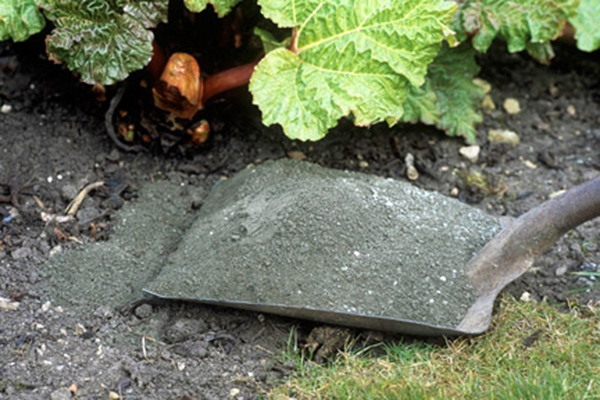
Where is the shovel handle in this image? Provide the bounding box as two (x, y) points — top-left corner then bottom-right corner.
(468, 175), (600, 290)
(458, 176), (600, 333)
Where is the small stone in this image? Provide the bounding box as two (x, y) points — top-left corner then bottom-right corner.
(49, 245), (63, 257)
(106, 149), (120, 162)
(488, 129), (520, 146)
(472, 78), (492, 94)
(481, 95), (496, 111)
(61, 184), (79, 201)
(287, 151), (307, 160)
(450, 187), (459, 197)
(108, 391), (120, 400)
(358, 160), (369, 168)
(555, 265), (568, 276)
(459, 145), (480, 163)
(134, 303), (153, 319)
(74, 323), (87, 336)
(11, 247), (32, 260)
(519, 292), (532, 302)
(103, 195), (124, 210)
(522, 160), (538, 169)
(503, 98), (521, 114)
(163, 318), (209, 343)
(50, 388), (73, 400)
(41, 301), (51, 313)
(230, 388), (241, 397)
(549, 84), (559, 97)
(549, 190), (566, 199)
(0, 296), (20, 311)
(1, 104), (12, 114)
(69, 384), (77, 394)
(405, 153), (419, 181)
(535, 122), (551, 132)
(566, 105), (576, 116)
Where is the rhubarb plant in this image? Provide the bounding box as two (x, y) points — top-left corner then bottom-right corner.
(249, 0), (457, 141)
(453, 0), (579, 64)
(0, 0), (46, 42)
(570, 0), (600, 52)
(0, 0), (597, 144)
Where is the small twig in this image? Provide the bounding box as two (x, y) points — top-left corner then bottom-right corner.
(64, 181), (105, 216)
(142, 336), (148, 360)
(32, 195), (50, 212)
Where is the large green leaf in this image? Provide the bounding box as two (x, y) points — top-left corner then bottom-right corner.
(250, 0), (457, 141)
(184, 0), (242, 16)
(44, 0), (168, 85)
(454, 0), (578, 63)
(122, 0), (169, 28)
(570, 0), (600, 52)
(402, 44), (483, 144)
(0, 0), (46, 42)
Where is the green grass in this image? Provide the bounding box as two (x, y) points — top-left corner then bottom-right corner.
(270, 296), (600, 399)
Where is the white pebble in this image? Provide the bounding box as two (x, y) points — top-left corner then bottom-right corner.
(519, 292), (532, 302)
(488, 129), (520, 146)
(459, 145), (480, 163)
(503, 98), (521, 114)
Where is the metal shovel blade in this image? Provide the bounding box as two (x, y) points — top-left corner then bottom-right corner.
(144, 160), (600, 336)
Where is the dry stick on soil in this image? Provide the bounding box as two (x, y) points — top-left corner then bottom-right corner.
(458, 176), (600, 333)
(64, 181), (105, 216)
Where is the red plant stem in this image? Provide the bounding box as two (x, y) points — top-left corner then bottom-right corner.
(148, 40), (168, 83)
(202, 61), (258, 104)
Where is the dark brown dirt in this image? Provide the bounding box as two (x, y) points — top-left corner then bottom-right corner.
(1, 34), (599, 399)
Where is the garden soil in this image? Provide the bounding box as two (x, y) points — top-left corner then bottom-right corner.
(1, 36), (599, 399)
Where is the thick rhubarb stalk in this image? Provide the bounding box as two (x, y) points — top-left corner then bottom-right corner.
(202, 61), (258, 104)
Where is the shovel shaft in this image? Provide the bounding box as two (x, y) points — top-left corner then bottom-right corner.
(459, 176), (600, 333)
(469, 175), (600, 291)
